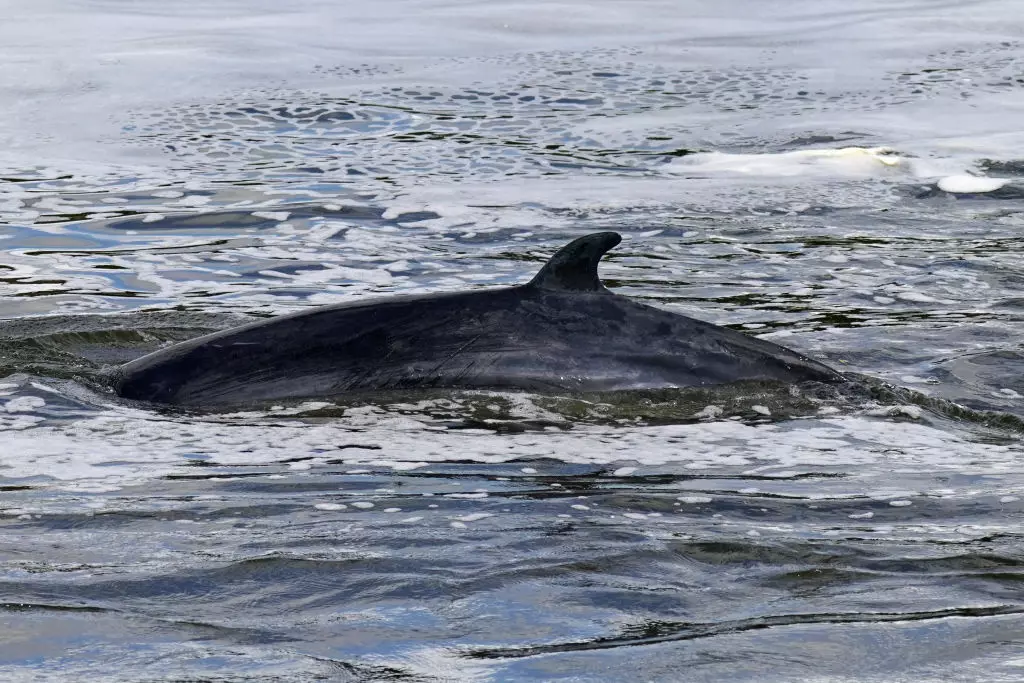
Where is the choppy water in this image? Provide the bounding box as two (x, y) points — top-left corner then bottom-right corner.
(2, 1), (1024, 680)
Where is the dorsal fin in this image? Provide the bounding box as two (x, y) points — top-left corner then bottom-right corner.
(528, 231), (621, 292)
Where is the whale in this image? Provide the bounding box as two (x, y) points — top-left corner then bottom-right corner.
(111, 232), (842, 407)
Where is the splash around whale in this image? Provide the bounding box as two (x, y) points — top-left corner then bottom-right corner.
(111, 232), (842, 408)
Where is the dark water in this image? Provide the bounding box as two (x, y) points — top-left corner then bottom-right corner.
(1, 1), (1023, 680)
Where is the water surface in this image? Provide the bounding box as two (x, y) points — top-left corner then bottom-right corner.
(1, 1), (1023, 680)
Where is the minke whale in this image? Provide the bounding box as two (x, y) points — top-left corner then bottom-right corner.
(112, 232), (842, 407)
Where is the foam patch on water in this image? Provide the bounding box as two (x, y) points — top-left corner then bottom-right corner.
(667, 146), (1018, 200)
(106, 41), (1024, 204)
(668, 147), (909, 179)
(0, 393), (1020, 494)
(936, 175), (1010, 193)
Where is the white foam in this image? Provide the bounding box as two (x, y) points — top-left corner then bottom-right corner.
(936, 174), (1009, 193)
(313, 503), (347, 511)
(3, 396), (46, 413)
(663, 146), (1016, 202)
(0, 396), (1020, 494)
(668, 147), (908, 179)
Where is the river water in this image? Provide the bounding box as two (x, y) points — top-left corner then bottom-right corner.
(1, 1), (1023, 680)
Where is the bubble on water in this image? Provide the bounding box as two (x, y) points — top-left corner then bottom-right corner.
(4, 396), (46, 412)
(313, 503), (347, 511)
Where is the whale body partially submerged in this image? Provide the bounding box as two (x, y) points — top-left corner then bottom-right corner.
(112, 232), (842, 407)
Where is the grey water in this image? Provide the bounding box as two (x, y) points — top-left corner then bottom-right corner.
(2, 1), (1024, 680)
